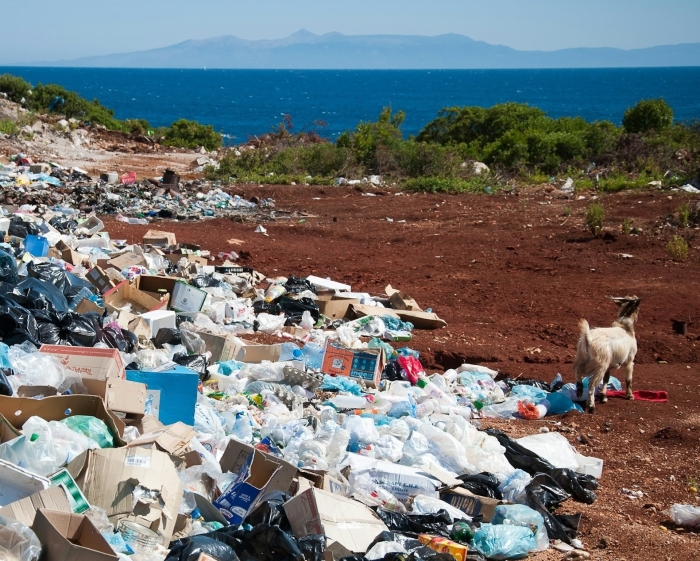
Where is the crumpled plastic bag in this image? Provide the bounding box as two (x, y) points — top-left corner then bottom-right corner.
(0, 514), (42, 561)
(668, 504), (700, 528)
(60, 415), (114, 448)
(0, 249), (18, 284)
(472, 523), (536, 560)
(492, 504), (549, 552)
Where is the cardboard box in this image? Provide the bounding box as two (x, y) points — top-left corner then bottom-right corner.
(127, 422), (196, 457)
(284, 488), (388, 553)
(39, 345), (125, 381)
(55, 240), (88, 266)
(0, 414), (20, 443)
(165, 252), (208, 267)
(32, 509), (118, 561)
(0, 395), (125, 444)
(385, 285), (422, 311)
(135, 275), (178, 301)
(170, 281), (207, 313)
(219, 440), (297, 496)
(78, 377), (147, 417)
(0, 458), (50, 507)
(213, 448), (282, 526)
(321, 338), (385, 388)
(305, 275), (351, 292)
(125, 366), (199, 425)
(74, 298), (105, 315)
(317, 298), (360, 320)
(86, 266), (115, 294)
(107, 252), (147, 271)
(350, 303), (447, 330)
(16, 385), (58, 398)
(0, 487), (72, 527)
(194, 332), (240, 363)
(68, 448), (183, 545)
(104, 281), (169, 315)
(440, 486), (502, 522)
(143, 230), (177, 247)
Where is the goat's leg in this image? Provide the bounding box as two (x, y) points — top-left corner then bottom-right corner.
(624, 360), (635, 400)
(587, 367), (607, 414)
(600, 370), (611, 404)
(574, 358), (584, 399)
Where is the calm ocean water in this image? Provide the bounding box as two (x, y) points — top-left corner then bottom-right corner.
(2, 67), (700, 143)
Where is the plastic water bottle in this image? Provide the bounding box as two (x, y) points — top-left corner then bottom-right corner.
(301, 342), (324, 370)
(68, 287), (94, 311)
(416, 377), (456, 405)
(279, 342), (304, 362)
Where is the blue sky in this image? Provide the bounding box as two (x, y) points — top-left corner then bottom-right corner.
(2, 0), (699, 64)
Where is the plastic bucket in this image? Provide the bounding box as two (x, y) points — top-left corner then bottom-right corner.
(24, 234), (49, 257)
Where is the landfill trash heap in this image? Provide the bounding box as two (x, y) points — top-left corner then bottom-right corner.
(2, 196), (690, 561)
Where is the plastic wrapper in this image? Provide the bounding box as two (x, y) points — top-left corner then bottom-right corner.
(352, 473), (406, 513)
(61, 415), (115, 448)
(0, 248), (18, 284)
(484, 429), (598, 504)
(669, 504), (700, 528)
(412, 494), (472, 522)
(256, 313), (287, 334)
(278, 297), (320, 326)
(8, 344), (68, 391)
(245, 491), (291, 529)
(492, 504), (548, 552)
(525, 473), (578, 543)
(181, 329), (207, 355)
(319, 375), (363, 395)
(0, 514), (42, 561)
(175, 354), (209, 380)
(472, 523), (536, 560)
(498, 470), (532, 504)
(398, 355), (424, 385)
(365, 541), (407, 560)
(546, 391), (583, 415)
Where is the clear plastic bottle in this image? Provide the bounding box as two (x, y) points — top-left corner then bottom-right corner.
(68, 287), (94, 311)
(279, 342), (304, 362)
(301, 342), (325, 370)
(416, 377), (455, 405)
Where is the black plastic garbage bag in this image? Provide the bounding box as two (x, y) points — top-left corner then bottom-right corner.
(166, 536), (240, 561)
(97, 324), (132, 352)
(175, 354), (209, 381)
(456, 473), (502, 500)
(284, 276), (317, 295)
(295, 535), (325, 561)
(0, 369), (13, 397)
(253, 301), (281, 316)
(192, 275), (224, 289)
(27, 261), (96, 300)
(10, 277), (68, 313)
(278, 297), (319, 326)
(0, 249), (18, 284)
(8, 217), (39, 239)
(236, 524), (304, 561)
(382, 360), (403, 382)
(244, 491), (291, 529)
(524, 473), (575, 542)
(154, 327), (181, 348)
(0, 296), (40, 346)
(48, 216), (79, 234)
(375, 509), (452, 538)
(33, 310), (98, 347)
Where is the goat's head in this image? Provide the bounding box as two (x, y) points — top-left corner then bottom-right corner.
(609, 295), (642, 323)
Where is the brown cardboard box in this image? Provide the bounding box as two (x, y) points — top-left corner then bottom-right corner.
(0, 487), (72, 527)
(107, 252), (147, 271)
(143, 230), (177, 247)
(16, 385), (58, 398)
(135, 275), (178, 301)
(165, 252), (208, 267)
(127, 422), (196, 457)
(385, 285), (422, 311)
(0, 395), (125, 444)
(349, 303), (447, 330)
(440, 486), (503, 522)
(86, 266), (115, 294)
(104, 281), (169, 315)
(219, 439), (296, 495)
(32, 509), (118, 561)
(55, 241), (88, 266)
(0, 458), (50, 506)
(74, 298), (105, 315)
(68, 448), (183, 545)
(39, 345), (125, 381)
(80, 378), (147, 417)
(284, 488), (388, 553)
(317, 298), (360, 320)
(321, 338), (385, 388)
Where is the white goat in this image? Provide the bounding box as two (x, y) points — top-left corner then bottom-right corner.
(574, 297), (641, 413)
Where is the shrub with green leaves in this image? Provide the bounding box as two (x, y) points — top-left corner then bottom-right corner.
(622, 98), (673, 134)
(585, 202), (605, 236)
(677, 203), (690, 228)
(163, 119), (221, 151)
(0, 74), (32, 103)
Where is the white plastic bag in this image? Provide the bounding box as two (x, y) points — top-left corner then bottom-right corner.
(669, 504), (700, 528)
(0, 515), (42, 561)
(256, 313), (286, 334)
(498, 470), (532, 504)
(516, 433), (579, 470)
(365, 541), (407, 561)
(412, 494), (472, 521)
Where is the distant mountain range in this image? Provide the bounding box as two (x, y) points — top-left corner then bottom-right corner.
(29, 30), (700, 69)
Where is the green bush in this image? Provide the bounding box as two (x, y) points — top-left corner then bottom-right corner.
(404, 176), (493, 193)
(163, 119), (221, 151)
(623, 98), (673, 134)
(585, 202), (605, 236)
(0, 74), (32, 104)
(668, 235), (688, 261)
(0, 119), (18, 135)
(337, 107), (405, 171)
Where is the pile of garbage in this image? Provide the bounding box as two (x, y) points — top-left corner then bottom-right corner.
(0, 201), (693, 561)
(0, 155), (281, 222)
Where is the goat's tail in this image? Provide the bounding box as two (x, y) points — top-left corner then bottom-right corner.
(577, 319), (591, 353)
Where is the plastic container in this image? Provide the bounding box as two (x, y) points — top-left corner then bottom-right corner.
(417, 377), (455, 404)
(118, 520), (161, 554)
(279, 342), (304, 362)
(68, 287), (94, 311)
(24, 234), (49, 257)
(301, 342), (325, 370)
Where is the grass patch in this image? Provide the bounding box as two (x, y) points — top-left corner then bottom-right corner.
(668, 235), (689, 262)
(621, 218), (633, 234)
(0, 119), (17, 135)
(585, 202), (605, 236)
(403, 176), (494, 193)
(677, 203), (691, 228)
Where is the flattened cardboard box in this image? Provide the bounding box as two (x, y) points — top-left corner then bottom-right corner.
(127, 422), (196, 457)
(0, 486), (72, 527)
(68, 448), (183, 545)
(143, 230), (177, 247)
(349, 303), (447, 330)
(32, 509), (118, 561)
(219, 439), (297, 495)
(39, 345), (125, 381)
(440, 486), (503, 522)
(107, 251), (147, 271)
(284, 488), (388, 553)
(321, 338), (385, 388)
(0, 394), (125, 445)
(136, 275), (178, 301)
(86, 266), (115, 294)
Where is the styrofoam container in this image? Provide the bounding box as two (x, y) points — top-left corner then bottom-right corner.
(0, 458), (51, 506)
(141, 310), (176, 338)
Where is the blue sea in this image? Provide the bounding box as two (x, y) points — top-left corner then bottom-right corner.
(2, 67), (700, 143)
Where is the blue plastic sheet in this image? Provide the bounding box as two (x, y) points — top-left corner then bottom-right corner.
(473, 523), (536, 560)
(546, 391), (583, 415)
(319, 375), (363, 395)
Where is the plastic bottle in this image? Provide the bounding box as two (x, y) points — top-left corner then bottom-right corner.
(329, 395), (368, 409)
(279, 342), (304, 362)
(415, 398), (438, 418)
(301, 342), (325, 370)
(68, 287), (94, 311)
(416, 377), (456, 405)
(451, 520), (476, 543)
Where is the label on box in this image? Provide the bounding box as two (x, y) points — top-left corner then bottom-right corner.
(145, 389), (161, 420)
(49, 469), (90, 514)
(171, 282), (207, 313)
(125, 455), (151, 468)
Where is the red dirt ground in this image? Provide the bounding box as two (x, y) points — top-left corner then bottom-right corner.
(105, 184), (700, 561)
